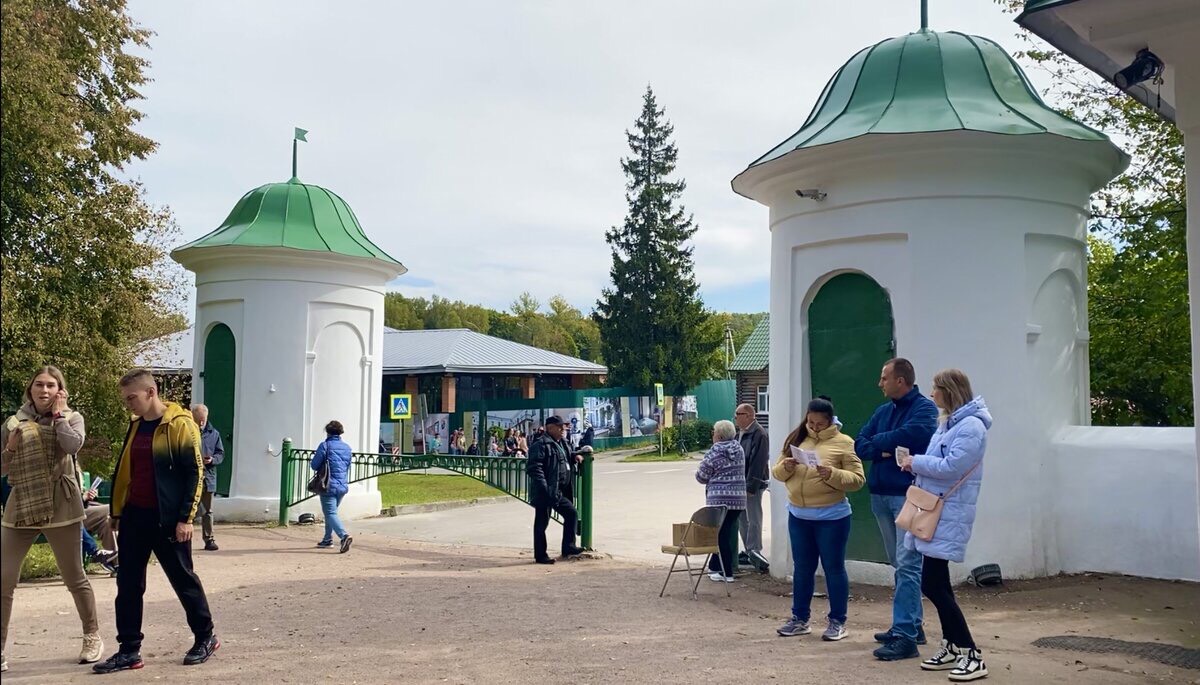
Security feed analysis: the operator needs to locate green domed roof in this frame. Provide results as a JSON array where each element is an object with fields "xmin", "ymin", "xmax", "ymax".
[
  {"xmin": 748, "ymin": 29, "xmax": 1119, "ymax": 168},
  {"xmin": 173, "ymin": 178, "xmax": 403, "ymax": 268}
]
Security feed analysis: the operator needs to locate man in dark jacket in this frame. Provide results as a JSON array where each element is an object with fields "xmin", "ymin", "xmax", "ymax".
[
  {"xmin": 526, "ymin": 416, "xmax": 583, "ymax": 564},
  {"xmin": 855, "ymin": 358, "xmax": 938, "ymax": 662},
  {"xmin": 735, "ymin": 404, "xmax": 769, "ymax": 569},
  {"xmin": 190, "ymin": 404, "xmax": 224, "ymax": 552}
]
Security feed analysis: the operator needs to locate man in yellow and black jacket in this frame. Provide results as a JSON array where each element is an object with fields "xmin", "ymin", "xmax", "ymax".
[{"xmin": 93, "ymin": 369, "xmax": 219, "ymax": 674}]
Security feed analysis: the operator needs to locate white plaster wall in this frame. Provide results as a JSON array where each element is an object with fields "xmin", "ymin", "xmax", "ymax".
[
  {"xmin": 758, "ymin": 133, "xmax": 1148, "ymax": 582},
  {"xmin": 183, "ymin": 248, "xmax": 395, "ymax": 522},
  {"xmin": 1052, "ymin": 427, "xmax": 1200, "ymax": 581}
]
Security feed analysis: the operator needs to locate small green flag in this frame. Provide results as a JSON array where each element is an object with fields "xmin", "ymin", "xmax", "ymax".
[{"xmin": 294, "ymin": 127, "xmax": 308, "ymax": 142}]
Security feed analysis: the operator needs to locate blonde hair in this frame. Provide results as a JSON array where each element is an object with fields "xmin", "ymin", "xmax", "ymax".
[
  {"xmin": 932, "ymin": 368, "xmax": 974, "ymax": 419},
  {"xmin": 24, "ymin": 366, "xmax": 68, "ymax": 405},
  {"xmin": 119, "ymin": 368, "xmax": 157, "ymax": 390}
]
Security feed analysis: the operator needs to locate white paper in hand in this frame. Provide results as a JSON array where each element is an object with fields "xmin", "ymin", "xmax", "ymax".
[
  {"xmin": 896, "ymin": 446, "xmax": 910, "ymax": 462},
  {"xmin": 789, "ymin": 445, "xmax": 820, "ymax": 467}
]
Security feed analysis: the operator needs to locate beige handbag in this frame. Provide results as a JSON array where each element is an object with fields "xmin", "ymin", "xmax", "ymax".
[{"xmin": 895, "ymin": 464, "xmax": 978, "ymax": 542}]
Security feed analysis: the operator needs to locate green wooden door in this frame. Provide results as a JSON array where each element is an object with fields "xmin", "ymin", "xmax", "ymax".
[
  {"xmin": 203, "ymin": 324, "xmax": 235, "ymax": 496},
  {"xmin": 808, "ymin": 273, "xmax": 894, "ymax": 563}
]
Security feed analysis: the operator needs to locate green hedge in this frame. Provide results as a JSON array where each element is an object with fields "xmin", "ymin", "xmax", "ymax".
[{"xmin": 662, "ymin": 420, "xmax": 713, "ymax": 454}]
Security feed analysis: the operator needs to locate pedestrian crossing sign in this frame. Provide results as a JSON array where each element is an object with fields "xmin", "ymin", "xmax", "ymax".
[{"xmin": 390, "ymin": 394, "xmax": 412, "ymax": 420}]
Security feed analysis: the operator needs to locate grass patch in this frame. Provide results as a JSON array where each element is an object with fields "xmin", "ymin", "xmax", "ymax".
[
  {"xmin": 20, "ymin": 544, "xmax": 61, "ymax": 581},
  {"xmin": 378, "ymin": 473, "xmax": 502, "ymax": 508},
  {"xmin": 620, "ymin": 450, "xmax": 699, "ymax": 463},
  {"xmin": 18, "ymin": 544, "xmax": 109, "ymax": 582}
]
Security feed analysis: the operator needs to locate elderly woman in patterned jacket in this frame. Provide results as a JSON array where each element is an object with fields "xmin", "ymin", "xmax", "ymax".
[{"xmin": 695, "ymin": 420, "xmax": 746, "ymax": 584}]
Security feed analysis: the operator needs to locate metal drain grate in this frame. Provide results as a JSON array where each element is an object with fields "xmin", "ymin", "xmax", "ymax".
[{"xmin": 1033, "ymin": 636, "xmax": 1200, "ymax": 670}]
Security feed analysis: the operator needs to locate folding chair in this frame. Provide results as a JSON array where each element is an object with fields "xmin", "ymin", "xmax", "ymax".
[{"xmin": 659, "ymin": 505, "xmax": 730, "ymax": 599}]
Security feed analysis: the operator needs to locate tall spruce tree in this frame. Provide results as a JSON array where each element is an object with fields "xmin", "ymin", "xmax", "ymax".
[{"xmin": 594, "ymin": 86, "xmax": 720, "ymax": 391}]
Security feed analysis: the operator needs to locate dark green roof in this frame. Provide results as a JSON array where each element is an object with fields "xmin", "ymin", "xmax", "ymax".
[
  {"xmin": 173, "ymin": 179, "xmax": 403, "ymax": 267},
  {"xmin": 748, "ymin": 29, "xmax": 1117, "ymax": 168},
  {"xmin": 729, "ymin": 315, "xmax": 769, "ymax": 372}
]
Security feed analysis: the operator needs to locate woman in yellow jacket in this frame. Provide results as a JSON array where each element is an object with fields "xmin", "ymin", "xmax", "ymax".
[{"xmin": 772, "ymin": 397, "xmax": 865, "ymax": 642}]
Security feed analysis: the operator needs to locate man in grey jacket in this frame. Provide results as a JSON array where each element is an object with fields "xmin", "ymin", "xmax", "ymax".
[
  {"xmin": 735, "ymin": 404, "xmax": 769, "ymax": 569},
  {"xmin": 190, "ymin": 405, "xmax": 224, "ymax": 551}
]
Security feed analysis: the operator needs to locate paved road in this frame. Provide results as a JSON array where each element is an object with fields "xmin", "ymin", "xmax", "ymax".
[{"xmin": 358, "ymin": 458, "xmax": 775, "ymax": 563}]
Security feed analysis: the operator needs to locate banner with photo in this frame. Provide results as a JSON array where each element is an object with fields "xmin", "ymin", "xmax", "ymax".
[
  {"xmin": 416, "ymin": 413, "xmax": 450, "ymax": 454},
  {"xmin": 584, "ymin": 397, "xmax": 619, "ymax": 438},
  {"xmin": 628, "ymin": 396, "xmax": 662, "ymax": 436}
]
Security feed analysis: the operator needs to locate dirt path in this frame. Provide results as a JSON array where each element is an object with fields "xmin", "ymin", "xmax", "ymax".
[{"xmin": 3, "ymin": 525, "xmax": 1197, "ymax": 683}]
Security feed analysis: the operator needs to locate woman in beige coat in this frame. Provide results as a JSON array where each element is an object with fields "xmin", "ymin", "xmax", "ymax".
[{"xmin": 1, "ymin": 366, "xmax": 103, "ymax": 672}]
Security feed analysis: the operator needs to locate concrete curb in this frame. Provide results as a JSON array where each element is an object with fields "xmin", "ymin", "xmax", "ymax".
[{"xmin": 380, "ymin": 495, "xmax": 511, "ymax": 517}]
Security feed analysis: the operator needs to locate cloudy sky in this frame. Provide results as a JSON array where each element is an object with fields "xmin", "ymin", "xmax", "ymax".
[{"xmin": 126, "ymin": 0, "xmax": 1030, "ymax": 317}]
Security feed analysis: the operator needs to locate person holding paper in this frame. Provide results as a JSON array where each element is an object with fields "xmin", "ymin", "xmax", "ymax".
[
  {"xmin": 694, "ymin": 420, "xmax": 746, "ymax": 583},
  {"xmin": 772, "ymin": 398, "xmax": 864, "ymax": 642},
  {"xmin": 855, "ymin": 357, "xmax": 939, "ymax": 662}
]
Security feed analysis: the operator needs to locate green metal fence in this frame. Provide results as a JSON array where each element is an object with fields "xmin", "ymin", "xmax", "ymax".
[{"xmin": 277, "ymin": 439, "xmax": 593, "ymax": 548}]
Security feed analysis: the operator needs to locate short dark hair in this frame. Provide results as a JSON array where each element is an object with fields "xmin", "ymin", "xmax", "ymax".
[
  {"xmin": 325, "ymin": 420, "xmax": 344, "ymax": 436},
  {"xmin": 886, "ymin": 358, "xmax": 916, "ymax": 385}
]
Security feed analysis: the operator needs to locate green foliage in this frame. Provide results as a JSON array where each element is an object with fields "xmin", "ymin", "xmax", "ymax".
[
  {"xmin": 383, "ymin": 291, "xmax": 603, "ymax": 362},
  {"xmin": 594, "ymin": 86, "xmax": 722, "ymax": 392},
  {"xmin": 1000, "ymin": 1, "xmax": 1191, "ymax": 425},
  {"xmin": 1, "ymin": 0, "xmax": 187, "ymax": 450},
  {"xmin": 662, "ymin": 419, "xmax": 714, "ymax": 454}
]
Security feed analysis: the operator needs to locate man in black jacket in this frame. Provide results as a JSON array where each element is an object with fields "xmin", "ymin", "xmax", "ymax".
[
  {"xmin": 734, "ymin": 404, "xmax": 769, "ymax": 569},
  {"xmin": 526, "ymin": 416, "xmax": 583, "ymax": 564}
]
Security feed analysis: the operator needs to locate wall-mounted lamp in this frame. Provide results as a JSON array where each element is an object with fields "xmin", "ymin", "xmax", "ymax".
[
  {"xmin": 795, "ymin": 188, "xmax": 827, "ymax": 201},
  {"xmin": 1113, "ymin": 48, "xmax": 1164, "ymax": 90}
]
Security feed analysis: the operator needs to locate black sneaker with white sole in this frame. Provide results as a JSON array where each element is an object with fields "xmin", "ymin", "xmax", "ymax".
[{"xmin": 947, "ymin": 648, "xmax": 988, "ymax": 681}]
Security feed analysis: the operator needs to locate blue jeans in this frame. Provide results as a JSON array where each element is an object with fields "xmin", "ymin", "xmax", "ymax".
[
  {"xmin": 788, "ymin": 513, "xmax": 851, "ymax": 624},
  {"xmin": 81, "ymin": 527, "xmax": 98, "ymax": 559},
  {"xmin": 871, "ymin": 494, "xmax": 924, "ymax": 640},
  {"xmin": 320, "ymin": 493, "xmax": 348, "ymax": 543}
]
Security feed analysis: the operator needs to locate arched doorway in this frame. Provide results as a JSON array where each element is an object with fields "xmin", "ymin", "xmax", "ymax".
[
  {"xmin": 203, "ymin": 323, "xmax": 236, "ymax": 496},
  {"xmin": 808, "ymin": 273, "xmax": 895, "ymax": 563}
]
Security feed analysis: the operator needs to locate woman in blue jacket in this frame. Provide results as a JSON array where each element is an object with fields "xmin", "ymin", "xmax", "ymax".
[
  {"xmin": 899, "ymin": 369, "xmax": 990, "ymax": 682},
  {"xmin": 312, "ymin": 420, "xmax": 354, "ymax": 553}
]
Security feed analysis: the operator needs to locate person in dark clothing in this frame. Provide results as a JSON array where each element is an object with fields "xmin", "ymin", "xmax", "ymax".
[
  {"xmin": 526, "ymin": 416, "xmax": 583, "ymax": 564},
  {"xmin": 189, "ymin": 404, "xmax": 224, "ymax": 552},
  {"xmin": 734, "ymin": 403, "xmax": 769, "ymax": 569},
  {"xmin": 94, "ymin": 369, "xmax": 218, "ymax": 674},
  {"xmin": 466, "ymin": 440, "xmax": 479, "ymax": 455},
  {"xmin": 855, "ymin": 358, "xmax": 938, "ymax": 662}
]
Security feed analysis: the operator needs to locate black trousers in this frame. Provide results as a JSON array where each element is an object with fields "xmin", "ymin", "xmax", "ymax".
[
  {"xmin": 921, "ymin": 555, "xmax": 975, "ymax": 649},
  {"xmin": 533, "ymin": 493, "xmax": 578, "ymax": 561},
  {"xmin": 708, "ymin": 509, "xmax": 742, "ymax": 577},
  {"xmin": 115, "ymin": 506, "xmax": 214, "ymax": 651}
]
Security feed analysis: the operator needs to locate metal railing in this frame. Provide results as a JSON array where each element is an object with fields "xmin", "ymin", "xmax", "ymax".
[{"xmin": 277, "ymin": 438, "xmax": 593, "ymax": 548}]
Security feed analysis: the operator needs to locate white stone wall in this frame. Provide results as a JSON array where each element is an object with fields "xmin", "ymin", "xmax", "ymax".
[{"xmin": 186, "ymin": 247, "xmax": 396, "ymax": 522}]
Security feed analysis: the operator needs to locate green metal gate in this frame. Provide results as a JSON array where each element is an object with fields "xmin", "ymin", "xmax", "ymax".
[
  {"xmin": 278, "ymin": 440, "xmax": 594, "ymax": 549},
  {"xmin": 203, "ymin": 323, "xmax": 236, "ymax": 496},
  {"xmin": 808, "ymin": 272, "xmax": 894, "ymax": 563}
]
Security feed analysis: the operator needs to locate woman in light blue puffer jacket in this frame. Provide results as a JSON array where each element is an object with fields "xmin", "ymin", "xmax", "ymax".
[{"xmin": 899, "ymin": 369, "xmax": 991, "ymax": 682}]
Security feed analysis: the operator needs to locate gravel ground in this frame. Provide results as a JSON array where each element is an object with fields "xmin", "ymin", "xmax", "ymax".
[{"xmin": 2, "ymin": 525, "xmax": 1197, "ymax": 684}]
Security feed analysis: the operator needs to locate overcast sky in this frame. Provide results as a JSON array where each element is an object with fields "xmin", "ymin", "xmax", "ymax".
[{"xmin": 126, "ymin": 0, "xmax": 1030, "ymax": 318}]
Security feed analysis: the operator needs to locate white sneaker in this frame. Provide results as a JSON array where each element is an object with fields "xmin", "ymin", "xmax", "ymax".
[
  {"xmin": 948, "ymin": 648, "xmax": 988, "ymax": 681},
  {"xmin": 707, "ymin": 572, "xmax": 734, "ymax": 583},
  {"xmin": 921, "ymin": 640, "xmax": 961, "ymax": 671},
  {"xmin": 1, "ymin": 652, "xmax": 7, "ymax": 672},
  {"xmin": 79, "ymin": 633, "xmax": 103, "ymax": 664}
]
